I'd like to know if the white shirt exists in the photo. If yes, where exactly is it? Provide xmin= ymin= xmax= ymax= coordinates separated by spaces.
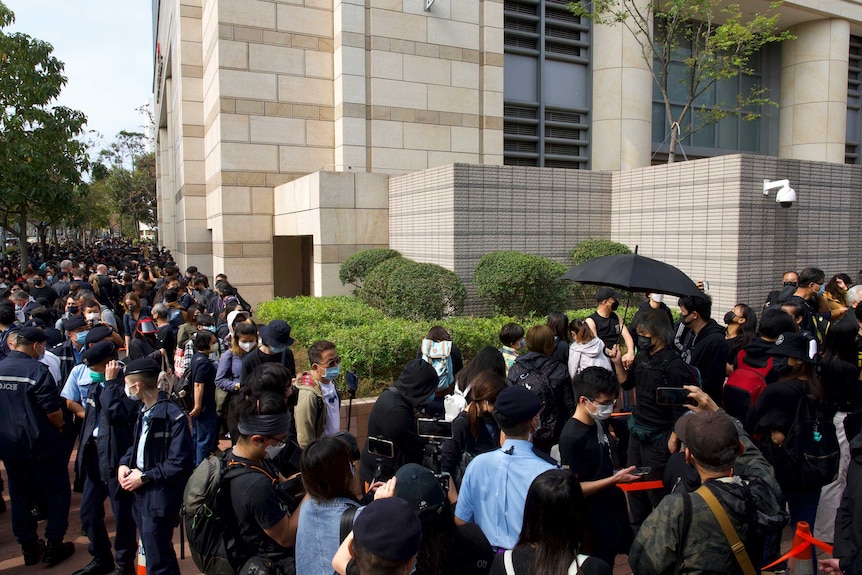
xmin=320 ymin=381 xmax=340 ymax=436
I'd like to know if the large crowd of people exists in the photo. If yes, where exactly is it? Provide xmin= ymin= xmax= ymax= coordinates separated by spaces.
xmin=1 ymin=239 xmax=862 ymax=575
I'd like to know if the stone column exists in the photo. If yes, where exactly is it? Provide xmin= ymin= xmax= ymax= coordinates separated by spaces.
xmin=590 ymin=0 xmax=653 ymax=171
xmin=779 ymin=19 xmax=850 ymax=163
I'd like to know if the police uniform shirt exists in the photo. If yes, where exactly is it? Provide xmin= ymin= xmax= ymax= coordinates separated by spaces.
xmin=455 ymin=438 xmax=556 ymax=549
xmin=61 ymin=363 xmax=96 ymax=404
xmin=136 ymin=407 xmax=153 ymax=469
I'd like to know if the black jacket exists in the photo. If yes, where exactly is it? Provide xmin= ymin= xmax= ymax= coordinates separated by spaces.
xmin=359 ymin=359 xmax=438 ymax=483
xmin=622 ymin=346 xmax=690 ymax=432
xmin=835 ymin=432 xmax=862 ymax=573
xmin=121 ymin=393 xmax=194 ymax=517
xmin=77 ymin=368 xmax=138 ymax=482
xmin=441 ymin=411 xmax=500 ymax=487
xmin=682 ymin=319 xmax=729 ymax=402
xmin=507 ymin=351 xmax=575 ymax=453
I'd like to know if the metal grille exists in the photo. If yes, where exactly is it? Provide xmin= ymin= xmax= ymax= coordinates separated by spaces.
xmin=847 ymin=36 xmax=862 ymax=164
xmin=503 ymin=0 xmax=590 ymax=169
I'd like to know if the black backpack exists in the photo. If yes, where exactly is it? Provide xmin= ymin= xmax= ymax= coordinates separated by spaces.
xmin=782 ymin=394 xmax=840 ymax=490
xmin=759 ymin=389 xmax=839 ymax=491
xmin=171 ymin=361 xmax=195 ymax=413
xmin=183 ymin=452 xmax=274 ymax=575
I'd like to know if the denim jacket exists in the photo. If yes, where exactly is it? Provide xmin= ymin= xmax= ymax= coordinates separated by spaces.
xmin=295 ymin=497 xmax=361 ymax=575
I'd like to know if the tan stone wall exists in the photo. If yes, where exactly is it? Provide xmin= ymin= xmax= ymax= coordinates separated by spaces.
xmin=273 ymin=171 xmax=390 ymax=296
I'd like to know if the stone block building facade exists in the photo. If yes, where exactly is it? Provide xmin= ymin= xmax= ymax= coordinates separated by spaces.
xmin=153 ymin=0 xmax=862 ymax=313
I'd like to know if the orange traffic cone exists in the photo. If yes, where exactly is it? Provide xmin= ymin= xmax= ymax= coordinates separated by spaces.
xmin=787 ymin=521 xmax=815 ymax=575
xmin=137 ymin=538 xmax=146 ymax=575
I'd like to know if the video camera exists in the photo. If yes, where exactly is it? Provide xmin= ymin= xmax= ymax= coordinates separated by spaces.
xmin=418 ymin=418 xmax=453 ymax=493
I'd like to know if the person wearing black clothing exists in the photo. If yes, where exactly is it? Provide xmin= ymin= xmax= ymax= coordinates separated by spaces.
xmin=676 ymin=294 xmax=728 ymax=403
xmin=628 ymin=293 xmax=674 ymax=340
xmin=118 ymin=358 xmax=194 ymax=575
xmin=587 ymin=287 xmax=635 ymax=368
xmin=127 ymin=317 xmax=162 ymax=361
xmin=559 ymin=367 xmax=637 ymax=565
xmin=188 ymin=331 xmax=218 ymax=466
xmin=0 ymin=327 xmax=76 ymax=567
xmin=730 ymin=307 xmax=797 ymax=383
xmin=241 ymin=320 xmax=296 ymax=383
xmin=784 ymin=267 xmax=828 ymax=342
xmin=610 ymin=310 xmax=691 ymax=527
xmin=762 ymin=270 xmax=799 ymax=310
xmin=74 ymin=343 xmax=138 ymax=575
xmin=359 ymin=359 xmax=439 ymax=484
xmin=226 ymin=391 xmax=299 ymax=572
xmin=507 ymin=325 xmax=575 ymax=454
xmin=441 ymin=371 xmax=505 ymax=489
xmin=547 ymin=311 xmax=570 ymax=366
xmin=829 ymin=430 xmax=862 ymax=575
xmin=813 ymin=316 xmax=862 ymax=543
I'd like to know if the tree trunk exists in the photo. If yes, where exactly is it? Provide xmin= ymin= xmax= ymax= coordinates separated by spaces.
xmin=668 ymin=129 xmax=677 ymax=164
xmin=18 ymin=210 xmax=28 ymax=274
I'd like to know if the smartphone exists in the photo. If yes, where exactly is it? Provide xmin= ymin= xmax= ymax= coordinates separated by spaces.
xmin=417 ymin=418 xmax=453 ymax=440
xmin=631 ymin=466 xmax=652 ymax=476
xmin=656 ymin=386 xmax=695 ymax=406
xmin=366 ymin=436 xmax=394 ymax=459
xmin=346 ymin=371 xmax=358 ymax=393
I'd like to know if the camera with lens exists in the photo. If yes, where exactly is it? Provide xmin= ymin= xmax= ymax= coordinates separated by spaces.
xmin=276 ymin=473 xmax=305 ymax=514
xmin=417 ymin=418 xmax=453 ymax=493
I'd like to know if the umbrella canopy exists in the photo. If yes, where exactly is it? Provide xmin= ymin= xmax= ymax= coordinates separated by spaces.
xmin=561 ymin=253 xmax=702 ymax=298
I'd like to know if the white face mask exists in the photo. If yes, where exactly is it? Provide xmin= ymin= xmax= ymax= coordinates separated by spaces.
xmin=265 ymin=443 xmax=285 ymax=459
xmin=586 ymin=398 xmax=614 ymax=421
xmin=239 ymin=341 xmax=257 ymax=353
xmin=124 ymin=385 xmax=140 ymax=402
xmin=86 ymin=313 xmax=100 ymax=322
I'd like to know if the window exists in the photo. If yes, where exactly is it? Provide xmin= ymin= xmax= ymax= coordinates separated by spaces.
xmin=503 ymin=0 xmax=590 ymax=169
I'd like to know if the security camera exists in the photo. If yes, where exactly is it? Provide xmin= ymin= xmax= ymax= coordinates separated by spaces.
xmin=763 ymin=179 xmax=796 ymax=209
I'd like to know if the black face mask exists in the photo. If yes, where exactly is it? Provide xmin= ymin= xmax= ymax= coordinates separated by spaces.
xmin=611 ymin=301 xmax=620 ymax=311
xmin=783 ymin=281 xmax=798 ymax=288
xmin=724 ymin=311 xmax=737 ymax=325
xmin=772 ymin=357 xmax=792 ymax=376
xmin=637 ymin=335 xmax=654 ymax=353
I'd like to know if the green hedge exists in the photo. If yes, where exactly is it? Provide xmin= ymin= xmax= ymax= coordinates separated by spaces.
xmin=257 ymin=296 xmax=677 ymax=397
xmin=339 ymin=248 xmax=401 ymax=292
xmin=569 ymin=239 xmax=633 ymax=307
xmin=360 ymin=257 xmax=465 ymax=321
xmin=474 ymin=251 xmax=572 ymax=316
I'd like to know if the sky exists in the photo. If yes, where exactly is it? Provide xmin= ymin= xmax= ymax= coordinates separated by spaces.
xmin=5 ymin=0 xmax=154 ymax=148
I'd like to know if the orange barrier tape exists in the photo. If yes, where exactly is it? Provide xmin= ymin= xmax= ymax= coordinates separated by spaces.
xmin=762 ymin=522 xmax=833 ymax=570
xmin=618 ymin=480 xmax=664 ymax=492
xmin=611 ymin=412 xmax=632 ymax=417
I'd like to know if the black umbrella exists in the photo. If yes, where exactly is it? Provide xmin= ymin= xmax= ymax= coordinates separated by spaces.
xmin=561 ymin=252 xmax=701 ymax=298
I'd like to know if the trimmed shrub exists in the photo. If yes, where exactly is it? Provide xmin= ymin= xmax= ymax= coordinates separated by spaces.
xmin=361 ymin=257 xmax=465 ymax=321
xmin=474 ymin=251 xmax=572 ymax=317
xmin=256 ymin=296 xmax=386 ymax=347
xmin=384 ymin=261 xmax=465 ymax=320
xmin=358 ymin=256 xmax=411 ymax=311
xmin=339 ymin=248 xmax=401 ymax=291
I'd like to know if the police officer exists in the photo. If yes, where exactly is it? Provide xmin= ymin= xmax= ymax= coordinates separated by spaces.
xmin=118 ymin=358 xmax=194 ymax=575
xmin=74 ymin=341 xmax=138 ymax=575
xmin=0 ymin=326 xmax=76 ymax=566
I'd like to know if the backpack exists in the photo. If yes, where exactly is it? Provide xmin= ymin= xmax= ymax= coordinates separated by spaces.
xmin=183 ymin=452 xmax=272 ymax=575
xmin=443 ymin=383 xmax=472 ymax=422
xmin=170 ymin=361 xmax=195 ymax=413
xmin=513 ymin=361 xmax=558 ymax=447
xmin=420 ymin=339 xmax=454 ymax=391
xmin=723 ymin=349 xmax=771 ymax=422
xmin=781 ymin=393 xmax=840 ymax=490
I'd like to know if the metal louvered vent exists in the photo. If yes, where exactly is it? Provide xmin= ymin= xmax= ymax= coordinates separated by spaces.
xmin=545 ymin=110 xmax=581 ymax=124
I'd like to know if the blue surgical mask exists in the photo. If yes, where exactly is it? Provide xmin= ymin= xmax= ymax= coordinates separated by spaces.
xmin=269 ymin=345 xmax=286 ymax=354
xmin=46 ymin=275 xmax=53 ymax=282
xmin=818 ymin=284 xmax=826 ymax=296
xmin=205 ymin=326 xmax=216 ymax=333
xmin=76 ymin=330 xmax=89 ymax=346
xmin=325 ymin=365 xmax=341 ymax=380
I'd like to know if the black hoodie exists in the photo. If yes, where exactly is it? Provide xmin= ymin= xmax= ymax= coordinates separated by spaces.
xmin=685 ymin=319 xmax=729 ymax=403
xmin=359 ymin=359 xmax=438 ymax=483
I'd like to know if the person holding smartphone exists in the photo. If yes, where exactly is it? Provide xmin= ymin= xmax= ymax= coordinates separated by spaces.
xmin=609 ymin=310 xmax=691 ymax=529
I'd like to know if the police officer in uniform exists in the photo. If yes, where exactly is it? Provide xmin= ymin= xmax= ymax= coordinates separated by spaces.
xmin=74 ymin=341 xmax=139 ymax=575
xmin=118 ymin=358 xmax=194 ymax=575
xmin=0 ymin=326 xmax=76 ymax=566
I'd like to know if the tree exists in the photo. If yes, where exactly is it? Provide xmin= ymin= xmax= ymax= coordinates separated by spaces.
xmin=0 ymin=1 xmax=89 ymax=270
xmin=92 ymin=130 xmax=157 ymax=238
xmin=573 ymin=0 xmax=792 ymax=162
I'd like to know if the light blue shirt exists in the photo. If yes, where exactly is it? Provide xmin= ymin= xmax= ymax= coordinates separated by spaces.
xmin=61 ymin=363 xmax=94 ymax=403
xmin=454 ymin=438 xmax=556 ymax=549
xmin=295 ymin=497 xmax=361 ymax=575
xmin=136 ymin=408 xmax=153 ymax=469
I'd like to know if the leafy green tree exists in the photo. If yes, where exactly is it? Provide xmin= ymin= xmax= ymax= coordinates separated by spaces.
xmin=573 ymin=0 xmax=792 ymax=162
xmin=93 ymin=131 xmax=157 ymax=238
xmin=0 ymin=1 xmax=89 ymax=270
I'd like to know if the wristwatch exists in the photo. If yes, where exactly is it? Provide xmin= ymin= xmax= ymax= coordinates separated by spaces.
xmin=140 ymin=472 xmax=150 ymax=485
